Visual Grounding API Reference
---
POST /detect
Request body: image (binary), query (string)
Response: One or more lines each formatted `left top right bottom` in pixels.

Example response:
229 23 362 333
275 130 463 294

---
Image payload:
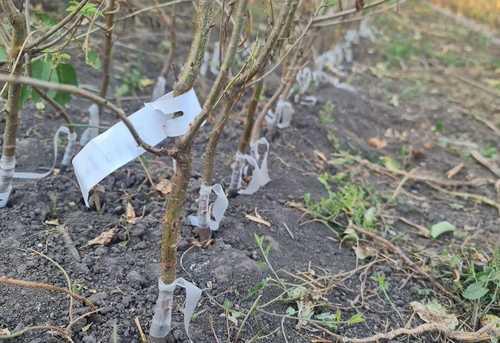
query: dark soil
1 1 499 342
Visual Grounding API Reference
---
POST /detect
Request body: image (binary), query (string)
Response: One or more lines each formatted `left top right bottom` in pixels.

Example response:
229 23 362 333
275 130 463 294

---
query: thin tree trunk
99 0 117 115
228 79 263 195
159 0 215 284
0 1 26 206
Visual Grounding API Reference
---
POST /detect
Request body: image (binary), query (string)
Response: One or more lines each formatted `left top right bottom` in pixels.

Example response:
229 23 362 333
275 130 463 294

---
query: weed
481 145 497 159
436 248 500 317
115 67 153 97
304 173 380 231
319 101 335 126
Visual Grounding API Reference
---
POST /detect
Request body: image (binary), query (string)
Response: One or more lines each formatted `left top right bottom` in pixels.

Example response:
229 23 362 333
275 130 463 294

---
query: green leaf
53 63 78 106
381 156 401 172
31 59 53 81
19 85 31 107
67 0 101 18
0 47 7 63
348 313 365 325
462 282 489 300
31 59 54 102
34 10 58 27
430 221 456 239
85 50 102 70
286 307 297 316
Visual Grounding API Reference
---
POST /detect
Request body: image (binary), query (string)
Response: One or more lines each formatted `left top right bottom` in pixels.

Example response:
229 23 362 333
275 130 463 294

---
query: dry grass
431 0 500 29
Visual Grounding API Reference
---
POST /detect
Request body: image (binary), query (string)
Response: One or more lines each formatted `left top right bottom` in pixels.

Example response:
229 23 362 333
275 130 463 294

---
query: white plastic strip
14 126 73 179
265 100 295 129
152 76 167 101
61 131 78 167
188 183 229 231
0 156 15 208
80 104 100 147
150 278 202 342
239 138 271 195
296 67 312 95
209 41 220 75
0 126 75 207
72 89 202 207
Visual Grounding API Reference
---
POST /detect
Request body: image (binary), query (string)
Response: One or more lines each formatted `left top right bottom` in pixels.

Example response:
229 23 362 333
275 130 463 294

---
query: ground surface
0 1 499 342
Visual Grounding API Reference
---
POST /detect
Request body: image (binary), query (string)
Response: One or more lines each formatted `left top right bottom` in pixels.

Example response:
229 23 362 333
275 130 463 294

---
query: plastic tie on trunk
14 126 75 179
72 88 202 207
80 104 100 146
209 41 220 75
0 126 78 207
296 67 313 95
0 156 15 208
238 137 271 195
359 19 376 42
188 183 228 231
152 76 167 101
266 100 294 129
294 95 317 107
201 50 210 76
150 278 202 342
61 130 78 167
345 29 360 45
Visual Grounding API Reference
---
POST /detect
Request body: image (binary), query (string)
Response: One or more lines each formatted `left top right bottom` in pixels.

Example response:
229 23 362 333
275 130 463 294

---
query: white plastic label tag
188 183 229 231
80 104 99 146
150 278 202 342
72 89 202 207
266 100 295 129
239 137 271 195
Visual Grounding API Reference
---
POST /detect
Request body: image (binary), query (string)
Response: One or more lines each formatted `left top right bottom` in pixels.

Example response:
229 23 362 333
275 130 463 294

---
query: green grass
304 173 380 232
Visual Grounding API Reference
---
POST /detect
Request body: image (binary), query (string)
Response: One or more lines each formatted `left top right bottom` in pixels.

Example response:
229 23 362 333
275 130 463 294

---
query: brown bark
99 0 117 115
159 0 215 284
1 1 26 160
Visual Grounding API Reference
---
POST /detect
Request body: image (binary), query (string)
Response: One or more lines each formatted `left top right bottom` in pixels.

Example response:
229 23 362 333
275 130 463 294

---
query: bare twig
0 276 96 310
0 74 164 155
0 325 73 342
27 0 89 50
311 321 499 342
471 151 500 178
352 226 458 300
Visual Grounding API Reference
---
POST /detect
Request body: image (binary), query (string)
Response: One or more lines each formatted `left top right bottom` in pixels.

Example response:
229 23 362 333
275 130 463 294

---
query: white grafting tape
14 126 74 179
152 76 167 101
61 131 78 167
296 67 313 95
209 41 220 75
239 137 271 195
276 100 295 129
360 19 375 42
345 29 360 45
80 104 100 146
188 183 229 231
0 126 74 207
0 156 15 208
265 100 295 129
150 278 202 342
72 89 202 207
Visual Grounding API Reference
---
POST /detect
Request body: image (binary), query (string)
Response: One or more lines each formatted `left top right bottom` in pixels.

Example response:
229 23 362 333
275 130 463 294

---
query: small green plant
319 101 335 125
304 173 379 230
115 67 152 97
481 145 497 159
436 248 499 316
372 272 404 320
461 249 499 304
433 119 445 133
